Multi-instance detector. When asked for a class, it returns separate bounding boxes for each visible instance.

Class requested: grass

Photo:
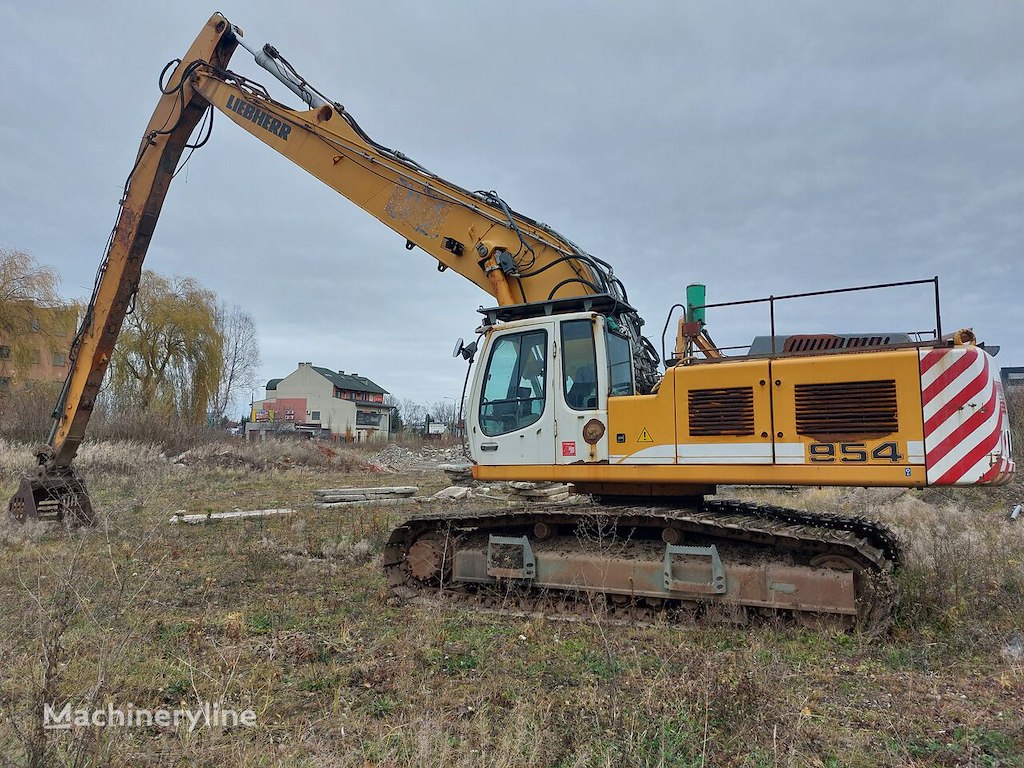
[0,436,1021,766]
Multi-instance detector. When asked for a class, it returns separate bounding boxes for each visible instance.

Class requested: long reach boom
[10,13,659,523]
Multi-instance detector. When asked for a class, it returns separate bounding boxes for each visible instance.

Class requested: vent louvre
[689,387,755,436]
[795,379,898,437]
[783,335,896,353]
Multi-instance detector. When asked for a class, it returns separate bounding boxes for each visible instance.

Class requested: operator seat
[566,366,597,409]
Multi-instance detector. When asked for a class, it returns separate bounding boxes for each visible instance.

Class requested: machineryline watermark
[43,702,256,731]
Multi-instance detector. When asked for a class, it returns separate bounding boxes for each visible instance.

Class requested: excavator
[8,14,1014,631]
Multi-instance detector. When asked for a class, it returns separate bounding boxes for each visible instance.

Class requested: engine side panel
[769,349,925,482]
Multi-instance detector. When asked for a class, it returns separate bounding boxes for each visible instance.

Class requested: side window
[479,330,547,436]
[607,331,634,396]
[562,319,598,410]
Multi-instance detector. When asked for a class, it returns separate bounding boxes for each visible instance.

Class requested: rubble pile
[173,442,369,472]
[427,480,584,505]
[506,481,573,503]
[429,486,472,501]
[439,463,475,486]
[314,486,418,508]
[371,444,466,472]
[365,444,588,506]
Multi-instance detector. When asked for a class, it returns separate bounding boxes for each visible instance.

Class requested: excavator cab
[468,306,623,467]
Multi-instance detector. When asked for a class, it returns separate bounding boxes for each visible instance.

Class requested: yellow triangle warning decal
[638,427,654,443]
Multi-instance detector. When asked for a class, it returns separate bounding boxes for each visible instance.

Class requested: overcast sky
[1,1,1021,416]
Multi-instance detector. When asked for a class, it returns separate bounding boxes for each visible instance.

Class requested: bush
[0,383,62,443]
[86,403,219,455]
[0,385,224,455]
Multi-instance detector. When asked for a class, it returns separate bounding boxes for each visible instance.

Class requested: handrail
[687,276,941,358]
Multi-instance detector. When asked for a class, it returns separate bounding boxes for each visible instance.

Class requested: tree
[429,398,460,431]
[384,393,402,433]
[107,270,223,423]
[396,398,425,432]
[0,249,69,378]
[209,302,261,421]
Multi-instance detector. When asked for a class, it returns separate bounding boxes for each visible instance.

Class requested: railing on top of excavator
[665,276,944,364]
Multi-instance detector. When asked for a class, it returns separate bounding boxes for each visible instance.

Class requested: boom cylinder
[231,26,326,109]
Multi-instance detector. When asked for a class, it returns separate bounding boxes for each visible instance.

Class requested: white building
[249,362,393,442]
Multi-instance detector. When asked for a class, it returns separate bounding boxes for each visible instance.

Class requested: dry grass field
[0,434,1022,767]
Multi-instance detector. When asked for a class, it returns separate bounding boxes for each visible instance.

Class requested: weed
[246,612,298,635]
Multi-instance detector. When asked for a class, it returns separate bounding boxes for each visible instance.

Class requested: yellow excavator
[9,14,1014,630]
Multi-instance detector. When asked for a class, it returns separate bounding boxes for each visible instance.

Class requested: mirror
[453,338,478,361]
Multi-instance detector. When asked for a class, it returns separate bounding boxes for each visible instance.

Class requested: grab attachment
[7,452,95,526]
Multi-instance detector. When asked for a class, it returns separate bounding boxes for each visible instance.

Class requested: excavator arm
[8,13,657,523]
[9,18,238,523]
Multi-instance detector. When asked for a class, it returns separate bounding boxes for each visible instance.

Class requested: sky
[1,1,1021,417]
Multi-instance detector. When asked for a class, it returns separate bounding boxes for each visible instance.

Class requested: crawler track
[383,499,900,633]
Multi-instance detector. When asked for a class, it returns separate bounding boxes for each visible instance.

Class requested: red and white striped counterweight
[920,346,1015,486]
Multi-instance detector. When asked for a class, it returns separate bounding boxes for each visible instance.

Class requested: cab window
[607,331,634,396]
[479,330,547,436]
[562,319,598,410]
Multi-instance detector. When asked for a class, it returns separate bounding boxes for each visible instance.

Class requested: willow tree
[0,249,69,379]
[108,271,223,423]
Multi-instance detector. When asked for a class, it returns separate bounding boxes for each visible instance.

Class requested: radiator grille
[688,387,755,436]
[795,379,898,436]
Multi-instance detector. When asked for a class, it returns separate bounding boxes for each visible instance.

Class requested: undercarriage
[384,499,900,633]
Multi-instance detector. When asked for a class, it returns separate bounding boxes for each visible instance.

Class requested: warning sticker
[562,441,577,457]
[638,428,654,443]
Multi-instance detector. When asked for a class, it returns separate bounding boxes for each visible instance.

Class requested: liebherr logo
[225,94,292,140]
[43,702,256,731]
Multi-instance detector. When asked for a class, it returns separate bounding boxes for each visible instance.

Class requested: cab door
[468,321,557,465]
[552,316,611,464]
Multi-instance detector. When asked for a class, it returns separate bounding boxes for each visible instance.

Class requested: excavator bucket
[8,470,95,526]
